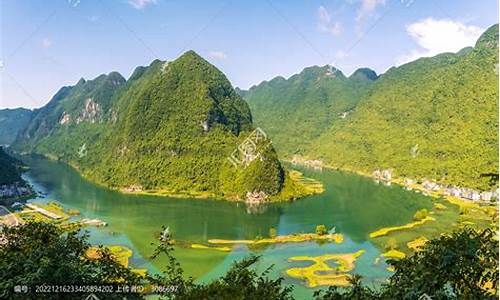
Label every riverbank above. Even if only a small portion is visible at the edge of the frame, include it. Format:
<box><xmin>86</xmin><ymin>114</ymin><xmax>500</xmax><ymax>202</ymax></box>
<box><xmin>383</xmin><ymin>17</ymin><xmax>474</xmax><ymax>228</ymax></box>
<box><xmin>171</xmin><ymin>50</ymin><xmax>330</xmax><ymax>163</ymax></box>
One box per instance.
<box><xmin>15</xmin><ymin>154</ymin><xmax>449</xmax><ymax>296</ymax></box>
<box><xmin>115</xmin><ymin>169</ymin><xmax>324</xmax><ymax>203</ymax></box>
<box><xmin>285</xmin><ymin>250</ymin><xmax>365</xmax><ymax>287</ymax></box>
<box><xmin>289</xmin><ymin>156</ymin><xmax>498</xmax><ymax>259</ymax></box>
<box><xmin>21</xmin><ymin>153</ymin><xmax>324</xmax><ymax>203</ymax></box>
<box><xmin>367</xmin><ymin>194</ymin><xmax>497</xmax><ymax>257</ymax></box>
<box><xmin>206</xmin><ymin>232</ymin><xmax>344</xmax><ymax>246</ymax></box>
<box><xmin>0</xmin><ymin>182</ymin><xmax>36</xmax><ymax>206</ymax></box>
<box><xmin>369</xmin><ymin>216</ymin><xmax>435</xmax><ymax>238</ymax></box>
<box><xmin>289</xmin><ymin>157</ymin><xmax>498</xmax><ymax>206</ymax></box>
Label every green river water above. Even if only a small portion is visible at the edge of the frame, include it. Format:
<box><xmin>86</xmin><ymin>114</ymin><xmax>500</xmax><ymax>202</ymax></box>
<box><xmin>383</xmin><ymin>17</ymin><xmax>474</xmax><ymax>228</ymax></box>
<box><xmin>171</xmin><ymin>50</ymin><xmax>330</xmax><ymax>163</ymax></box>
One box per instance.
<box><xmin>22</xmin><ymin>156</ymin><xmax>433</xmax><ymax>299</ymax></box>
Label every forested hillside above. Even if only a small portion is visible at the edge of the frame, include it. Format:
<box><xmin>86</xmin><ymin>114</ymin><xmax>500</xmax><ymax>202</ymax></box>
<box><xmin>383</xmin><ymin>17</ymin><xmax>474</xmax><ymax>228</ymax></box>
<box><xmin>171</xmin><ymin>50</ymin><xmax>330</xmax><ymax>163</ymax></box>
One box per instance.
<box><xmin>0</xmin><ymin>108</ymin><xmax>32</xmax><ymax>145</ymax></box>
<box><xmin>243</xmin><ymin>66</ymin><xmax>377</xmax><ymax>156</ymax></box>
<box><xmin>245</xmin><ymin>24</ymin><xmax>498</xmax><ymax>191</ymax></box>
<box><xmin>13</xmin><ymin>71</ymin><xmax>126</xmax><ymax>156</ymax></box>
<box><xmin>311</xmin><ymin>24</ymin><xmax>499</xmax><ymax>190</ymax></box>
<box><xmin>12</xmin><ymin>51</ymin><xmax>290</xmax><ymax>200</ymax></box>
<box><xmin>0</xmin><ymin>147</ymin><xmax>23</xmax><ymax>185</ymax></box>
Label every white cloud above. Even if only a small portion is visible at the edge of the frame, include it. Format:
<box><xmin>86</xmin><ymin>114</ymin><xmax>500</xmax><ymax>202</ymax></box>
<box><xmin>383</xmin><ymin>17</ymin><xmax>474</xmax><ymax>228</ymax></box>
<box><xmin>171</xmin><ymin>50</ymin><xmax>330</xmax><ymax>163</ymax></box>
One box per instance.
<box><xmin>128</xmin><ymin>0</ymin><xmax>157</xmax><ymax>10</ymax></box>
<box><xmin>397</xmin><ymin>18</ymin><xmax>484</xmax><ymax>65</ymax></box>
<box><xmin>318</xmin><ymin>6</ymin><xmax>343</xmax><ymax>36</ymax></box>
<box><xmin>208</xmin><ymin>51</ymin><xmax>227</xmax><ymax>60</ymax></box>
<box><xmin>356</xmin><ymin>0</ymin><xmax>385</xmax><ymax>22</ymax></box>
<box><xmin>42</xmin><ymin>38</ymin><xmax>52</xmax><ymax>49</ymax></box>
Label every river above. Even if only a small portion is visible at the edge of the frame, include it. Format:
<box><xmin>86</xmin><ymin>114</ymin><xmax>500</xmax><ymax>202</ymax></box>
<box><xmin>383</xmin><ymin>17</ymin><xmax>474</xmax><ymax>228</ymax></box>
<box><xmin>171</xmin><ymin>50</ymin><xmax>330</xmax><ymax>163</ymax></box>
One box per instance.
<box><xmin>21</xmin><ymin>156</ymin><xmax>433</xmax><ymax>299</ymax></box>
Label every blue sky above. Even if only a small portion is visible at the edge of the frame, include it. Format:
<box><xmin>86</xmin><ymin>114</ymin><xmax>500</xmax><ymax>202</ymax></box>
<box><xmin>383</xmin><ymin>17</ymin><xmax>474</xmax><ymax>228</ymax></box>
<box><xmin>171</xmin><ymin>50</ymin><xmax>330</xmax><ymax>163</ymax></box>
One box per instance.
<box><xmin>0</xmin><ymin>0</ymin><xmax>498</xmax><ymax>109</ymax></box>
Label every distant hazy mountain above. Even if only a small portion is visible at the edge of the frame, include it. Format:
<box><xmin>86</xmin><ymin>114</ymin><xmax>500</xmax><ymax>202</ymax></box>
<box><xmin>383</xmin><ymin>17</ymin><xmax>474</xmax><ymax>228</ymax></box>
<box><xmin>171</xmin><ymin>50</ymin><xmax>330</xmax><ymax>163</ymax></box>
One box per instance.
<box><xmin>245</xmin><ymin>24</ymin><xmax>499</xmax><ymax>190</ymax></box>
<box><xmin>242</xmin><ymin>65</ymin><xmax>377</xmax><ymax>156</ymax></box>
<box><xmin>13</xmin><ymin>51</ymin><xmax>289</xmax><ymax>199</ymax></box>
<box><xmin>0</xmin><ymin>108</ymin><xmax>32</xmax><ymax>145</ymax></box>
<box><xmin>14</xmin><ymin>71</ymin><xmax>126</xmax><ymax>151</ymax></box>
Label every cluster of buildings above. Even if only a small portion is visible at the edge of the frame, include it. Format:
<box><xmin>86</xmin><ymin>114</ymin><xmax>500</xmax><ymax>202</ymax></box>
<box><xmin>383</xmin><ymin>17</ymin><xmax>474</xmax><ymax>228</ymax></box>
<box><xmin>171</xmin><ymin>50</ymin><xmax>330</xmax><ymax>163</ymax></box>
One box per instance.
<box><xmin>373</xmin><ymin>169</ymin><xmax>393</xmax><ymax>181</ymax></box>
<box><xmin>421</xmin><ymin>180</ymin><xmax>498</xmax><ymax>202</ymax></box>
<box><xmin>374</xmin><ymin>169</ymin><xmax>498</xmax><ymax>203</ymax></box>
<box><xmin>245</xmin><ymin>191</ymin><xmax>269</xmax><ymax>205</ymax></box>
<box><xmin>291</xmin><ymin>156</ymin><xmax>324</xmax><ymax>170</ymax></box>
<box><xmin>0</xmin><ymin>182</ymin><xmax>33</xmax><ymax>200</ymax></box>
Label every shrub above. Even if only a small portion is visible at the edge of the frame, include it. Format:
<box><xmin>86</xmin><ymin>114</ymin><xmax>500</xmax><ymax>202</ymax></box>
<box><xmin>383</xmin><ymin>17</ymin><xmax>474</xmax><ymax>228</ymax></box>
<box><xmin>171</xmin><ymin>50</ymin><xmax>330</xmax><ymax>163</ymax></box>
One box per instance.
<box><xmin>413</xmin><ymin>208</ymin><xmax>429</xmax><ymax>220</ymax></box>
<box><xmin>384</xmin><ymin>238</ymin><xmax>399</xmax><ymax>251</ymax></box>
<box><xmin>316</xmin><ymin>224</ymin><xmax>328</xmax><ymax>236</ymax></box>
<box><xmin>269</xmin><ymin>227</ymin><xmax>277</xmax><ymax>238</ymax></box>
<box><xmin>315</xmin><ymin>228</ymin><xmax>499</xmax><ymax>299</ymax></box>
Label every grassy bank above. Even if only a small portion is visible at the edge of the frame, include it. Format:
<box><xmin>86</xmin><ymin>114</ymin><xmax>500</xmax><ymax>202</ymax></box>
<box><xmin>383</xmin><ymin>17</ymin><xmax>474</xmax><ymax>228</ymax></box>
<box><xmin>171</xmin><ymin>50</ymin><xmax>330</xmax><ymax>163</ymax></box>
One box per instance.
<box><xmin>368</xmin><ymin>196</ymin><xmax>497</xmax><ymax>256</ymax></box>
<box><xmin>206</xmin><ymin>233</ymin><xmax>344</xmax><ymax>246</ymax></box>
<box><xmin>285</xmin><ymin>250</ymin><xmax>365</xmax><ymax>287</ymax></box>
<box><xmin>33</xmin><ymin>154</ymin><xmax>323</xmax><ymax>202</ymax></box>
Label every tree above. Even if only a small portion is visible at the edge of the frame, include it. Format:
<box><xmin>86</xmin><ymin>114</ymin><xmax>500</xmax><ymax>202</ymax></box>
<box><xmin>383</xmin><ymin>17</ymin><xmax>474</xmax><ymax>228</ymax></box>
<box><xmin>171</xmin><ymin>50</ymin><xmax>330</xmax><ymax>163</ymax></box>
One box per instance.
<box><xmin>316</xmin><ymin>225</ymin><xmax>328</xmax><ymax>236</ymax></box>
<box><xmin>384</xmin><ymin>238</ymin><xmax>399</xmax><ymax>251</ymax></box>
<box><xmin>384</xmin><ymin>228</ymin><xmax>498</xmax><ymax>299</ymax></box>
<box><xmin>0</xmin><ymin>222</ymin><xmax>294</xmax><ymax>300</ymax></box>
<box><xmin>413</xmin><ymin>208</ymin><xmax>429</xmax><ymax>221</ymax></box>
<box><xmin>269</xmin><ymin>227</ymin><xmax>277</xmax><ymax>238</ymax></box>
<box><xmin>0</xmin><ymin>222</ymin><xmax>144</xmax><ymax>300</ymax></box>
<box><xmin>315</xmin><ymin>228</ymin><xmax>498</xmax><ymax>300</ymax></box>
<box><xmin>314</xmin><ymin>275</ymin><xmax>379</xmax><ymax>300</ymax></box>
<box><xmin>2</xmin><ymin>222</ymin><xmax>497</xmax><ymax>300</ymax></box>
<box><xmin>145</xmin><ymin>226</ymin><xmax>294</xmax><ymax>300</ymax></box>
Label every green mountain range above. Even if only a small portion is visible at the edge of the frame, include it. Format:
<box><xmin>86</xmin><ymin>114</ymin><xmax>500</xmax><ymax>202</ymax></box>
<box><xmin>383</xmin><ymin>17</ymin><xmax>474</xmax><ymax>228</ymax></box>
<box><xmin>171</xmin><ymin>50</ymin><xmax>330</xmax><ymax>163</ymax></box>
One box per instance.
<box><xmin>244</xmin><ymin>24</ymin><xmax>499</xmax><ymax>190</ymax></box>
<box><xmin>8</xmin><ymin>25</ymin><xmax>499</xmax><ymax>194</ymax></box>
<box><xmin>243</xmin><ymin>65</ymin><xmax>377</xmax><ymax>156</ymax></box>
<box><xmin>12</xmin><ymin>51</ymin><xmax>299</xmax><ymax>200</ymax></box>
<box><xmin>0</xmin><ymin>108</ymin><xmax>32</xmax><ymax>145</ymax></box>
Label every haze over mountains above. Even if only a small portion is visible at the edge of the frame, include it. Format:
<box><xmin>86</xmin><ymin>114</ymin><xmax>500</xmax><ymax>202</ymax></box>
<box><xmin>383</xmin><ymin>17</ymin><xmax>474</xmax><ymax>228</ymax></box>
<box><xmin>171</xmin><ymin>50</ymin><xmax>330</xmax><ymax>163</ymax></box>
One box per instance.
<box><xmin>0</xmin><ymin>108</ymin><xmax>32</xmax><ymax>145</ymax></box>
<box><xmin>1</xmin><ymin>24</ymin><xmax>498</xmax><ymax>194</ymax></box>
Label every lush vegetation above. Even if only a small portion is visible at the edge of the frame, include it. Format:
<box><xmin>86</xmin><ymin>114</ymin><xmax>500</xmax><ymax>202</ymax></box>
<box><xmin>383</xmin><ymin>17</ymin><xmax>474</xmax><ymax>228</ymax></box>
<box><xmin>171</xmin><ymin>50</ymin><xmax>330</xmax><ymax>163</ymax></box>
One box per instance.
<box><xmin>1</xmin><ymin>222</ymin><xmax>497</xmax><ymax>299</ymax></box>
<box><xmin>245</xmin><ymin>24</ymin><xmax>499</xmax><ymax>190</ymax></box>
<box><xmin>312</xmin><ymin>24</ymin><xmax>499</xmax><ymax>190</ymax></box>
<box><xmin>315</xmin><ymin>224</ymin><xmax>328</xmax><ymax>235</ymax></box>
<box><xmin>0</xmin><ymin>108</ymin><xmax>32</xmax><ymax>145</ymax></box>
<box><xmin>413</xmin><ymin>208</ymin><xmax>429</xmax><ymax>221</ymax></box>
<box><xmin>0</xmin><ymin>147</ymin><xmax>24</xmax><ymax>185</ymax></box>
<box><xmin>12</xmin><ymin>51</ymin><xmax>290</xmax><ymax>199</ymax></box>
<box><xmin>315</xmin><ymin>228</ymin><xmax>498</xmax><ymax>300</ymax></box>
<box><xmin>0</xmin><ymin>222</ymin><xmax>145</xmax><ymax>299</ymax></box>
<box><xmin>243</xmin><ymin>66</ymin><xmax>377</xmax><ymax>156</ymax></box>
<box><xmin>0</xmin><ymin>222</ymin><xmax>293</xmax><ymax>300</ymax></box>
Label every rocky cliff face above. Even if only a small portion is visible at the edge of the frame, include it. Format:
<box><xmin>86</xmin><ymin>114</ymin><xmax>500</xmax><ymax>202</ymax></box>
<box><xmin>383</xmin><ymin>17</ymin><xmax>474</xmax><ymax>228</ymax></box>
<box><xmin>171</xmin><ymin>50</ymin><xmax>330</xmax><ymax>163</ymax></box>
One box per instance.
<box><xmin>75</xmin><ymin>98</ymin><xmax>102</xmax><ymax>124</ymax></box>
<box><xmin>13</xmin><ymin>72</ymin><xmax>126</xmax><ymax>157</ymax></box>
